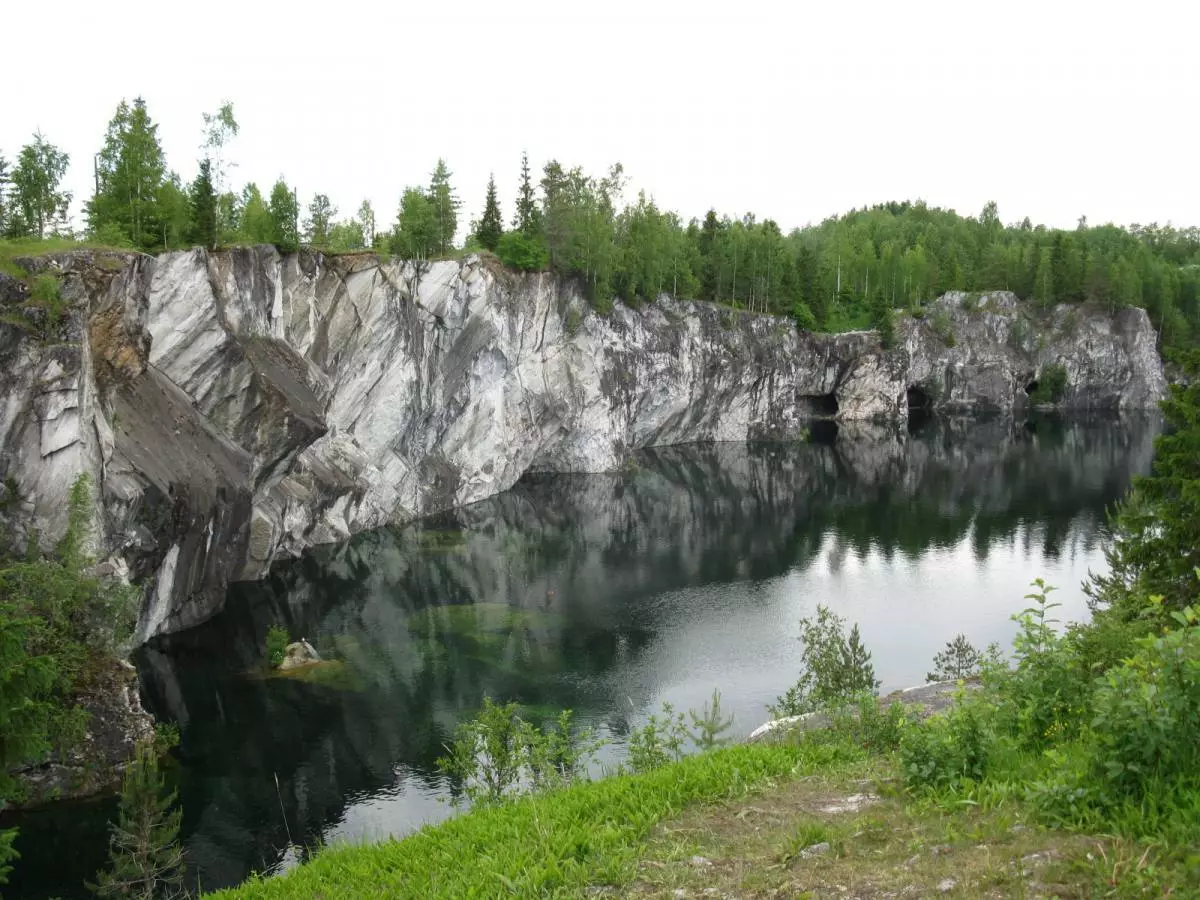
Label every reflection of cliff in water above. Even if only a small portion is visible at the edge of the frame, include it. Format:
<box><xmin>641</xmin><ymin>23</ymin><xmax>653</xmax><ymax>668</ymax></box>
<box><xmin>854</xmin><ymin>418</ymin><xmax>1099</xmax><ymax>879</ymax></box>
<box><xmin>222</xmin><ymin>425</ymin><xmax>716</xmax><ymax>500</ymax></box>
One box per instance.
<box><xmin>123</xmin><ymin>414</ymin><xmax>1155</xmax><ymax>894</ymax></box>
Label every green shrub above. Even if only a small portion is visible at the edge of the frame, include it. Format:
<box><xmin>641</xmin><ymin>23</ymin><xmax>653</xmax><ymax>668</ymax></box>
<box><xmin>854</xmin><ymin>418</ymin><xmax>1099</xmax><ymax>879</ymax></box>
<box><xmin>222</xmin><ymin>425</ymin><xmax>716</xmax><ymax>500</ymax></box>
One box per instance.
<box><xmin>829</xmin><ymin>693</ymin><xmax>914</xmax><ymax>753</ymax></box>
<box><xmin>771</xmin><ymin>606</ymin><xmax>880</xmax><ymax>717</ymax></box>
<box><xmin>931</xmin><ymin>309</ymin><xmax>956</xmax><ymax>347</ymax></box>
<box><xmin>792</xmin><ymin>299</ymin><xmax>818</xmax><ymax>332</ymax></box>
<box><xmin>564</xmin><ymin>305</ymin><xmax>583</xmax><ymax>337</ymax></box>
<box><xmin>1030</xmin><ymin>363</ymin><xmax>1068</xmax><ymax>404</ymax></box>
<box><xmin>1088</xmin><ymin>603</ymin><xmax>1200</xmax><ymax>799</ymax></box>
<box><xmin>265</xmin><ymin>625</ymin><xmax>289</xmax><ymax>668</ymax></box>
<box><xmin>437</xmin><ymin>698</ymin><xmax>601</xmax><ymax>805</ymax></box>
<box><xmin>495</xmin><ymin>231</ymin><xmax>548</xmax><ymax>272</ymax></box>
<box><xmin>900</xmin><ymin>688</ymin><xmax>997</xmax><ymax>790</ymax></box>
<box><xmin>627</xmin><ymin>702</ymin><xmax>688</xmax><ymax>773</ymax></box>
<box><xmin>991</xmin><ymin>580</ymin><xmax>1091</xmax><ymax>748</ymax></box>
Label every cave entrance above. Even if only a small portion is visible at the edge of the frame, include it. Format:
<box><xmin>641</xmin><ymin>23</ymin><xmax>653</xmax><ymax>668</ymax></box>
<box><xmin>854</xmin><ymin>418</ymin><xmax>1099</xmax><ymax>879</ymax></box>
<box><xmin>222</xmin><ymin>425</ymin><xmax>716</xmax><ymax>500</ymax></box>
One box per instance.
<box><xmin>906</xmin><ymin>385</ymin><xmax>931</xmax><ymax>411</ymax></box>
<box><xmin>809</xmin><ymin>419</ymin><xmax>839</xmax><ymax>445</ymax></box>
<box><xmin>1024</xmin><ymin>379</ymin><xmax>1039</xmax><ymax>397</ymax></box>
<box><xmin>799</xmin><ymin>392</ymin><xmax>839</xmax><ymax>418</ymax></box>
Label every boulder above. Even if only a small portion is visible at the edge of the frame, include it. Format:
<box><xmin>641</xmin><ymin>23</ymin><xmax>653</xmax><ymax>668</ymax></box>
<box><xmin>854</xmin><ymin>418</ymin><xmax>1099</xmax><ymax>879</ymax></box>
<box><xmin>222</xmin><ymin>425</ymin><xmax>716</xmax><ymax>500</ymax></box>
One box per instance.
<box><xmin>278</xmin><ymin>639</ymin><xmax>321</xmax><ymax>670</ymax></box>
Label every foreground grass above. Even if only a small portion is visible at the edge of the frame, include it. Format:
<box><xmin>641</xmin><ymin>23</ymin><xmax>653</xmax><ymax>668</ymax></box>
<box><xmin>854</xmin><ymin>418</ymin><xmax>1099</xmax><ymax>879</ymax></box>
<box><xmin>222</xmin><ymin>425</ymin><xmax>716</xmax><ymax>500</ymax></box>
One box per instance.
<box><xmin>216</xmin><ymin>741</ymin><xmax>864</xmax><ymax>899</ymax></box>
<box><xmin>214</xmin><ymin>733</ymin><xmax>1194</xmax><ymax>899</ymax></box>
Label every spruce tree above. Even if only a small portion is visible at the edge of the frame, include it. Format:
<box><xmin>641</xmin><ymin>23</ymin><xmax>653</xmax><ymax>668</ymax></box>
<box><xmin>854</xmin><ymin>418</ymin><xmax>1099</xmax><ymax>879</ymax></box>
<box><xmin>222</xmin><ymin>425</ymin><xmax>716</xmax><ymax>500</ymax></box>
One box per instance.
<box><xmin>512</xmin><ymin>151</ymin><xmax>539</xmax><ymax>236</ymax></box>
<box><xmin>427</xmin><ymin>159</ymin><xmax>459</xmax><ymax>255</ymax></box>
<box><xmin>90</xmin><ymin>744</ymin><xmax>186</xmax><ymax>899</ymax></box>
<box><xmin>1095</xmin><ymin>348</ymin><xmax>1200</xmax><ymax>612</ymax></box>
<box><xmin>0</xmin><ymin>153</ymin><xmax>10</xmax><ymax>236</ymax></box>
<box><xmin>188</xmin><ymin>159</ymin><xmax>217</xmax><ymax>249</ymax></box>
<box><xmin>476</xmin><ymin>173</ymin><xmax>503</xmax><ymax>251</ymax></box>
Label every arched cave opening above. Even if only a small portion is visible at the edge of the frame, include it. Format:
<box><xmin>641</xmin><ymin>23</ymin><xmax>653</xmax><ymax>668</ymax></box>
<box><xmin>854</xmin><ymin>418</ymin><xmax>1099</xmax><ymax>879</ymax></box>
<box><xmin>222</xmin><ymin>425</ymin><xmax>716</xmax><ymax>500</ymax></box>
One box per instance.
<box><xmin>1024</xmin><ymin>379</ymin><xmax>1039</xmax><ymax>397</ymax></box>
<box><xmin>799</xmin><ymin>392</ymin><xmax>839</xmax><ymax>418</ymax></box>
<box><xmin>906</xmin><ymin>385</ymin><xmax>931</xmax><ymax>411</ymax></box>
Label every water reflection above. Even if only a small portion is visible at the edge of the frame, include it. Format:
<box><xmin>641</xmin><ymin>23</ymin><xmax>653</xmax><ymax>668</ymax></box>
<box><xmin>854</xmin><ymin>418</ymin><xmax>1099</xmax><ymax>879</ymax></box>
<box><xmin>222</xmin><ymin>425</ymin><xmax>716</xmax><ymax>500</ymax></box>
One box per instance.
<box><xmin>7</xmin><ymin>415</ymin><xmax>1157</xmax><ymax>896</ymax></box>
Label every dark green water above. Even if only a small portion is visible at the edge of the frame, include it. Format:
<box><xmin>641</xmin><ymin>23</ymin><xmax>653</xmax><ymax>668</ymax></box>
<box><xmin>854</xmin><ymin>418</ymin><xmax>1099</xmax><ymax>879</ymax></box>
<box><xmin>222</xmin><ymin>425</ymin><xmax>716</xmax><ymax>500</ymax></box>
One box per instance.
<box><xmin>5</xmin><ymin>416</ymin><xmax>1157</xmax><ymax>896</ymax></box>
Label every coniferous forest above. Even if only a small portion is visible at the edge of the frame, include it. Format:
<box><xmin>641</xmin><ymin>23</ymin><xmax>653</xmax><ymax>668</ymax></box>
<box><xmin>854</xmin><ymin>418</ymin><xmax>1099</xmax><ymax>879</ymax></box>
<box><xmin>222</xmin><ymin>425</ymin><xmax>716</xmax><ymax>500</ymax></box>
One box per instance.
<box><xmin>2</xmin><ymin>97</ymin><xmax>1198</xmax><ymax>350</ymax></box>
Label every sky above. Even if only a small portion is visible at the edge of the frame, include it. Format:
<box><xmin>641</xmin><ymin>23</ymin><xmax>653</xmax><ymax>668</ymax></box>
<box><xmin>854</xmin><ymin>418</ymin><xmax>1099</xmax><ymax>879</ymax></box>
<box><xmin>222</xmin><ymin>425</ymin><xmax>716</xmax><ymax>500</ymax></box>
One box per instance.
<box><xmin>4</xmin><ymin>0</ymin><xmax>1198</xmax><ymax>236</ymax></box>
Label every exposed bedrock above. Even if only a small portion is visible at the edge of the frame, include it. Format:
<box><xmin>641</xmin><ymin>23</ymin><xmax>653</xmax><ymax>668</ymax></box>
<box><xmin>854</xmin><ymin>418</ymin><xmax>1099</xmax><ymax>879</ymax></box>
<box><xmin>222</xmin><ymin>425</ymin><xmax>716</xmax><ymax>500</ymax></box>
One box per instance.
<box><xmin>0</xmin><ymin>249</ymin><xmax>1165</xmax><ymax>641</ymax></box>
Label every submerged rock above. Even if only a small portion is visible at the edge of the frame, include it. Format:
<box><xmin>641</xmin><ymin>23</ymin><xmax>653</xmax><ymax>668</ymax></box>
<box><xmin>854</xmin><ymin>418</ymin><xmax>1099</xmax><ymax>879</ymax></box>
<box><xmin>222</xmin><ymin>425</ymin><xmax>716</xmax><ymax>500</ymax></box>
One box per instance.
<box><xmin>0</xmin><ymin>250</ymin><xmax>1166</xmax><ymax>642</ymax></box>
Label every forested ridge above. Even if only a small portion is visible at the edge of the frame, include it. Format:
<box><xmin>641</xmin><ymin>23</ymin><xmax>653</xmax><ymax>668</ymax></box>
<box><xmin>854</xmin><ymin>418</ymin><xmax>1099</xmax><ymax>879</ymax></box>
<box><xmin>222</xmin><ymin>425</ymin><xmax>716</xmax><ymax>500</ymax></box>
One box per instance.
<box><xmin>2</xmin><ymin>97</ymin><xmax>1198</xmax><ymax>349</ymax></box>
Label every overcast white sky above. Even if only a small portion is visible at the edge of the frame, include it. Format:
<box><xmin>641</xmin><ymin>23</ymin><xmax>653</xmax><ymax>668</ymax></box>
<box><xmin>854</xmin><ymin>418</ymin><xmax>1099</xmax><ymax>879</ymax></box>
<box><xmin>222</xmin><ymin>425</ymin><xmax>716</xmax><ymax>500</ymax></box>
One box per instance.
<box><xmin>4</xmin><ymin>0</ymin><xmax>1198</xmax><ymax>235</ymax></box>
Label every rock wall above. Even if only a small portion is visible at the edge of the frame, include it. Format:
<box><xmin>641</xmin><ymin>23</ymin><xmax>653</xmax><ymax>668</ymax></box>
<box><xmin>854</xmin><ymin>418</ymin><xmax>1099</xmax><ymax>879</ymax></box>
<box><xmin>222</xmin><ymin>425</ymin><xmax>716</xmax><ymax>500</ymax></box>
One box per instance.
<box><xmin>0</xmin><ymin>248</ymin><xmax>1166</xmax><ymax>642</ymax></box>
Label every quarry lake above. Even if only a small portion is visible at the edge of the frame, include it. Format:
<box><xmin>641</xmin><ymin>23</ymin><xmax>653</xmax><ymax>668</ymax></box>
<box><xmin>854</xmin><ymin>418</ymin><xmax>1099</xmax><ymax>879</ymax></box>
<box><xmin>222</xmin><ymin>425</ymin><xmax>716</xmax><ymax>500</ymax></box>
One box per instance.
<box><xmin>9</xmin><ymin>415</ymin><xmax>1158</xmax><ymax>896</ymax></box>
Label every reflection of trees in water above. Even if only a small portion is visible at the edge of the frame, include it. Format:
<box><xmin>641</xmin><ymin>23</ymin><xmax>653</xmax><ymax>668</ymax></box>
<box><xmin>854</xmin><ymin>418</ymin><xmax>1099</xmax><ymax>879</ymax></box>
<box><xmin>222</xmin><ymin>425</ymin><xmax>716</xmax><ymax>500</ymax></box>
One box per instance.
<box><xmin>126</xmin><ymin>415</ymin><xmax>1153</xmax><ymax>893</ymax></box>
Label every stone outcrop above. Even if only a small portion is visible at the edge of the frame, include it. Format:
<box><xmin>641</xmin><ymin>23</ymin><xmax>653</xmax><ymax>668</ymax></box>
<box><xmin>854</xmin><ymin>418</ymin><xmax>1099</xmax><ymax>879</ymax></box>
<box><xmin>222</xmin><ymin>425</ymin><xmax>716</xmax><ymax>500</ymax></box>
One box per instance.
<box><xmin>13</xmin><ymin>656</ymin><xmax>156</xmax><ymax>805</ymax></box>
<box><xmin>0</xmin><ymin>249</ymin><xmax>1166</xmax><ymax>643</ymax></box>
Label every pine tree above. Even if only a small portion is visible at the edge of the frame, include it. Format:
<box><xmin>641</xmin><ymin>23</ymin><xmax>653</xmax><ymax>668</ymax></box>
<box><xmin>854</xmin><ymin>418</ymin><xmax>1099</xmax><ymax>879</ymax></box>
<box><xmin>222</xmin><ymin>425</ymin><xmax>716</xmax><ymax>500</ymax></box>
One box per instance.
<box><xmin>90</xmin><ymin>744</ymin><xmax>186</xmax><ymax>899</ymax></box>
<box><xmin>88</xmin><ymin>98</ymin><xmax>168</xmax><ymax>250</ymax></box>
<box><xmin>512</xmin><ymin>151</ymin><xmax>539</xmax><ymax>236</ymax></box>
<box><xmin>188</xmin><ymin>159</ymin><xmax>217</xmax><ymax>249</ymax></box>
<box><xmin>476</xmin><ymin>173</ymin><xmax>503</xmax><ymax>251</ymax></box>
<box><xmin>427</xmin><ymin>159</ymin><xmax>459</xmax><ymax>255</ymax></box>
<box><xmin>267</xmin><ymin>179</ymin><xmax>299</xmax><ymax>251</ymax></box>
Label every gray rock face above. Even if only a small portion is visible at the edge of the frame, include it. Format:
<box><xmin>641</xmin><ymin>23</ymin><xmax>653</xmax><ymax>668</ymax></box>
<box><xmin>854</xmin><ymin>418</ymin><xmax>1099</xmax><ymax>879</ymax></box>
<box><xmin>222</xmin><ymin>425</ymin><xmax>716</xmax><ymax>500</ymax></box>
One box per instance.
<box><xmin>0</xmin><ymin>250</ymin><xmax>1166</xmax><ymax>643</ymax></box>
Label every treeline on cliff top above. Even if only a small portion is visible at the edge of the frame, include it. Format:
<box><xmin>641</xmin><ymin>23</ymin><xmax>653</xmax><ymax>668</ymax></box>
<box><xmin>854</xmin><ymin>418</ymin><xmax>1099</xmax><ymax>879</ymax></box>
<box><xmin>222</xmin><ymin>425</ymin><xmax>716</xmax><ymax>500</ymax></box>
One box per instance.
<box><xmin>2</xmin><ymin>98</ymin><xmax>1199</xmax><ymax>347</ymax></box>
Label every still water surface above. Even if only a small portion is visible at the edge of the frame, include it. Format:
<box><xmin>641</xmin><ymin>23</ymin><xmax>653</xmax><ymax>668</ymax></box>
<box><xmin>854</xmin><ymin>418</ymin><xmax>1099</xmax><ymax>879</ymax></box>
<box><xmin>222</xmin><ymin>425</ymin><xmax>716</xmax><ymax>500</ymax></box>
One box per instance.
<box><xmin>9</xmin><ymin>416</ymin><xmax>1156</xmax><ymax>896</ymax></box>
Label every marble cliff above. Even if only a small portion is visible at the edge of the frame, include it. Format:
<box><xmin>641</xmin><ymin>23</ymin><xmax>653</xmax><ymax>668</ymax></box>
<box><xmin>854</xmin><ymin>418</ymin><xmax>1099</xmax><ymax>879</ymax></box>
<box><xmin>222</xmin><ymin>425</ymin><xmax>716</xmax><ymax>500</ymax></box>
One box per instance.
<box><xmin>0</xmin><ymin>248</ymin><xmax>1165</xmax><ymax>641</ymax></box>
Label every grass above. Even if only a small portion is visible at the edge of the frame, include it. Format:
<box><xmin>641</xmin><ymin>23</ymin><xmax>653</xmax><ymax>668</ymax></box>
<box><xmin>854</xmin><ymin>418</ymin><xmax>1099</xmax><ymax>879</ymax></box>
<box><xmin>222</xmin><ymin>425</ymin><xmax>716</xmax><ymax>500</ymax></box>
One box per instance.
<box><xmin>210</xmin><ymin>721</ymin><xmax>1196</xmax><ymax>899</ymax></box>
<box><xmin>215</xmin><ymin>740</ymin><xmax>863</xmax><ymax>899</ymax></box>
<box><xmin>0</xmin><ymin>237</ymin><xmax>133</xmax><ymax>278</ymax></box>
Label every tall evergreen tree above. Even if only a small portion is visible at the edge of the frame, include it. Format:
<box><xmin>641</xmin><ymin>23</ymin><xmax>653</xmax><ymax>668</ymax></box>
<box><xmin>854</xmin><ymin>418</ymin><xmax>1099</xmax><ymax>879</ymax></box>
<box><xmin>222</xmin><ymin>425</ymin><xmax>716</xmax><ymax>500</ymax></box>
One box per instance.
<box><xmin>188</xmin><ymin>158</ymin><xmax>217</xmax><ymax>249</ymax></box>
<box><xmin>267</xmin><ymin>179</ymin><xmax>299</xmax><ymax>250</ymax></box>
<box><xmin>88</xmin><ymin>99</ymin><xmax>168</xmax><ymax>249</ymax></box>
<box><xmin>0</xmin><ymin>153</ymin><xmax>10</xmax><ymax>237</ymax></box>
<box><xmin>10</xmin><ymin>132</ymin><xmax>71</xmax><ymax>240</ymax></box>
<box><xmin>477</xmin><ymin>173</ymin><xmax>503</xmax><ymax>251</ymax></box>
<box><xmin>89</xmin><ymin>744</ymin><xmax>186</xmax><ymax>900</ymax></box>
<box><xmin>428</xmin><ymin>159</ymin><xmax>459</xmax><ymax>254</ymax></box>
<box><xmin>698</xmin><ymin>209</ymin><xmax>722</xmax><ymax>301</ymax></box>
<box><xmin>513</xmin><ymin>151</ymin><xmax>539</xmax><ymax>236</ymax></box>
